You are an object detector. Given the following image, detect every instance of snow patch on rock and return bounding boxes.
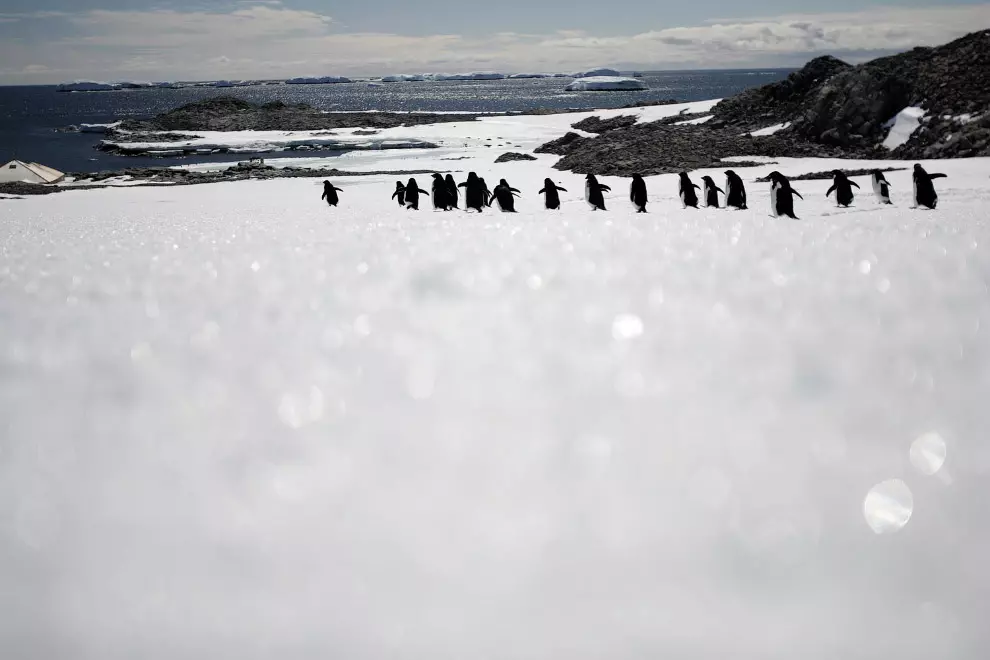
[882,106,927,150]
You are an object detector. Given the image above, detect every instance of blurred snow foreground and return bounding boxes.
[1,101,990,660]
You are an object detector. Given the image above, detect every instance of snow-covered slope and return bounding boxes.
[2,101,988,660]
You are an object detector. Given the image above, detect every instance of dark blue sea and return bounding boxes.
[0,70,792,174]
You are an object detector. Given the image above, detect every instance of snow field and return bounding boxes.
[2,105,990,659]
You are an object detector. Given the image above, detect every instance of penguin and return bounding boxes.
[912,164,947,209]
[538,178,568,210]
[431,173,451,210]
[585,174,611,210]
[701,176,723,208]
[870,170,893,205]
[391,181,406,207]
[404,177,430,210]
[479,177,493,207]
[825,170,860,207]
[767,171,803,219]
[321,180,343,207]
[724,170,748,209]
[458,172,486,212]
[445,174,459,209]
[678,172,701,209]
[630,174,648,213]
[490,178,521,212]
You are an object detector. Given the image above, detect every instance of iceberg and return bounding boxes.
[286,76,353,85]
[381,74,427,82]
[115,81,154,89]
[428,72,506,81]
[56,81,117,92]
[79,122,122,134]
[572,68,622,78]
[565,76,648,92]
[509,73,551,79]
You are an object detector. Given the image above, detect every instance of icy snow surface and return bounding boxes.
[750,122,792,136]
[2,101,990,660]
[566,76,648,91]
[674,114,715,125]
[884,107,927,150]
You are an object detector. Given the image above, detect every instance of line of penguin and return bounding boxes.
[320,164,948,215]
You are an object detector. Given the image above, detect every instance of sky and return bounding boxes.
[0,0,988,84]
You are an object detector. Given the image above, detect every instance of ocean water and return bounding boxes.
[0,70,792,174]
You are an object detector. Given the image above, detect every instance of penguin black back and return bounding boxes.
[431,173,451,210]
[391,180,406,206]
[538,177,567,210]
[459,172,486,212]
[871,170,892,205]
[912,164,947,209]
[768,171,803,219]
[585,174,611,210]
[321,180,343,207]
[445,174,459,208]
[491,179,521,212]
[701,176,723,208]
[630,174,648,213]
[678,172,701,208]
[405,177,429,210]
[724,170,747,209]
[826,170,860,207]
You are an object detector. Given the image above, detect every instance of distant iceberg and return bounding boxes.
[115,81,154,89]
[211,81,236,88]
[509,73,552,79]
[56,81,117,92]
[571,68,622,78]
[565,76,648,91]
[381,74,426,82]
[428,72,506,81]
[286,76,353,85]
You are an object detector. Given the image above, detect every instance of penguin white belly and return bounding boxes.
[725,177,731,204]
[703,184,711,207]
[770,183,779,217]
[872,176,882,200]
[912,178,918,208]
[679,188,686,209]
[585,182,595,209]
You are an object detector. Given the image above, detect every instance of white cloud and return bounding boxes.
[1,4,988,83]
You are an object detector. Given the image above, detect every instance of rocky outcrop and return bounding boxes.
[534,132,591,156]
[116,97,482,133]
[570,115,638,133]
[494,152,537,163]
[713,29,990,157]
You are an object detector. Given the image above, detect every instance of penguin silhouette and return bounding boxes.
[479,178,493,207]
[585,174,611,210]
[459,172,486,212]
[404,177,430,210]
[630,174,648,213]
[871,170,893,205]
[724,170,748,209]
[701,176,723,208]
[538,177,567,210]
[826,170,860,207]
[321,180,343,207]
[431,173,451,210]
[768,171,802,219]
[912,164,947,209]
[490,179,521,212]
[445,174,459,209]
[678,172,701,208]
[391,181,406,207]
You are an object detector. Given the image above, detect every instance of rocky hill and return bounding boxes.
[541,29,989,176]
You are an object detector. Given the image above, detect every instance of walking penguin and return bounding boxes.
[431,173,451,210]
[459,172,487,212]
[391,181,406,207]
[701,176,723,208]
[538,178,568,210]
[871,170,893,205]
[724,170,748,209]
[678,172,701,208]
[912,164,947,209]
[768,171,803,219]
[404,177,430,210]
[490,179,521,212]
[585,174,611,210]
[445,174,460,209]
[826,170,860,207]
[321,181,343,207]
[630,174,648,213]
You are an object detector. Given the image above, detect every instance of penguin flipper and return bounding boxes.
[557,186,567,192]
[600,185,612,192]
[538,187,547,194]
[793,190,804,200]
[825,185,836,197]
[850,181,861,189]
[508,187,521,194]
[930,173,948,179]
[715,186,724,194]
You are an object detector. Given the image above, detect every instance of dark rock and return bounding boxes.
[534,131,590,155]
[494,152,538,163]
[570,115,638,133]
[0,182,64,196]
